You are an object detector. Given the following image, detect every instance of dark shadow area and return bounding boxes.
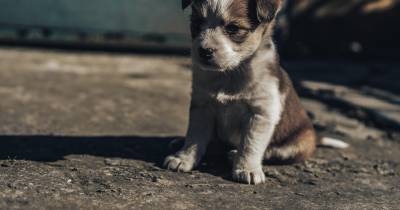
[0,135,178,163]
[0,135,232,177]
[163,137,233,179]
[283,61,400,95]
[280,1,400,60]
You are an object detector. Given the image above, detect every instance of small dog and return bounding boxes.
[164,0,348,184]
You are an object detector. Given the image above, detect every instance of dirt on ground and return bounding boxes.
[0,47,399,210]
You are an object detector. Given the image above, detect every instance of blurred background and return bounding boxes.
[1,0,399,91]
[0,0,399,59]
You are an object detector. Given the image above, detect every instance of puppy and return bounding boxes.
[164,0,348,184]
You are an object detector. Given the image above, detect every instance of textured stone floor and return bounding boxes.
[0,47,399,210]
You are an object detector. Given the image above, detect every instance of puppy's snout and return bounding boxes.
[198,47,215,60]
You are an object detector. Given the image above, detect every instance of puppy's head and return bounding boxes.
[183,0,281,71]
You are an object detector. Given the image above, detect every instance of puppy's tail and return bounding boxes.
[318,137,349,149]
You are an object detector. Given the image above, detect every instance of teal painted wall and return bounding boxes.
[0,0,190,44]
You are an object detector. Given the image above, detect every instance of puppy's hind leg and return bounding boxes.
[265,129,317,164]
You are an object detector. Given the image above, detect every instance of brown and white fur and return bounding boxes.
[164,0,348,185]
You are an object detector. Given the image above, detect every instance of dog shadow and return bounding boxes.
[0,135,232,179]
[0,135,182,163]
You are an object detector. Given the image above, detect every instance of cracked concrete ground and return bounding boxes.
[0,47,399,210]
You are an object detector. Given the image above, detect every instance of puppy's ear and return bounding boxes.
[255,0,282,22]
[182,0,193,10]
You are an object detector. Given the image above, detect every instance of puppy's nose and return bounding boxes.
[198,47,215,60]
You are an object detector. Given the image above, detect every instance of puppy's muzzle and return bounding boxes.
[198,47,215,61]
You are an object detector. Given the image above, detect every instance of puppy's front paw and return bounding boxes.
[232,167,266,185]
[163,155,195,172]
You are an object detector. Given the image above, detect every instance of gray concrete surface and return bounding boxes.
[0,47,399,210]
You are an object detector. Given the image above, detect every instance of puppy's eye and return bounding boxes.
[225,23,249,43]
[225,24,240,35]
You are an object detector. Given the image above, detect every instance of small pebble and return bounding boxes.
[104,159,121,166]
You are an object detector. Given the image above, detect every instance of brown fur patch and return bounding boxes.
[255,0,282,22]
[226,0,259,29]
[294,129,317,161]
[265,128,316,164]
[266,68,317,163]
